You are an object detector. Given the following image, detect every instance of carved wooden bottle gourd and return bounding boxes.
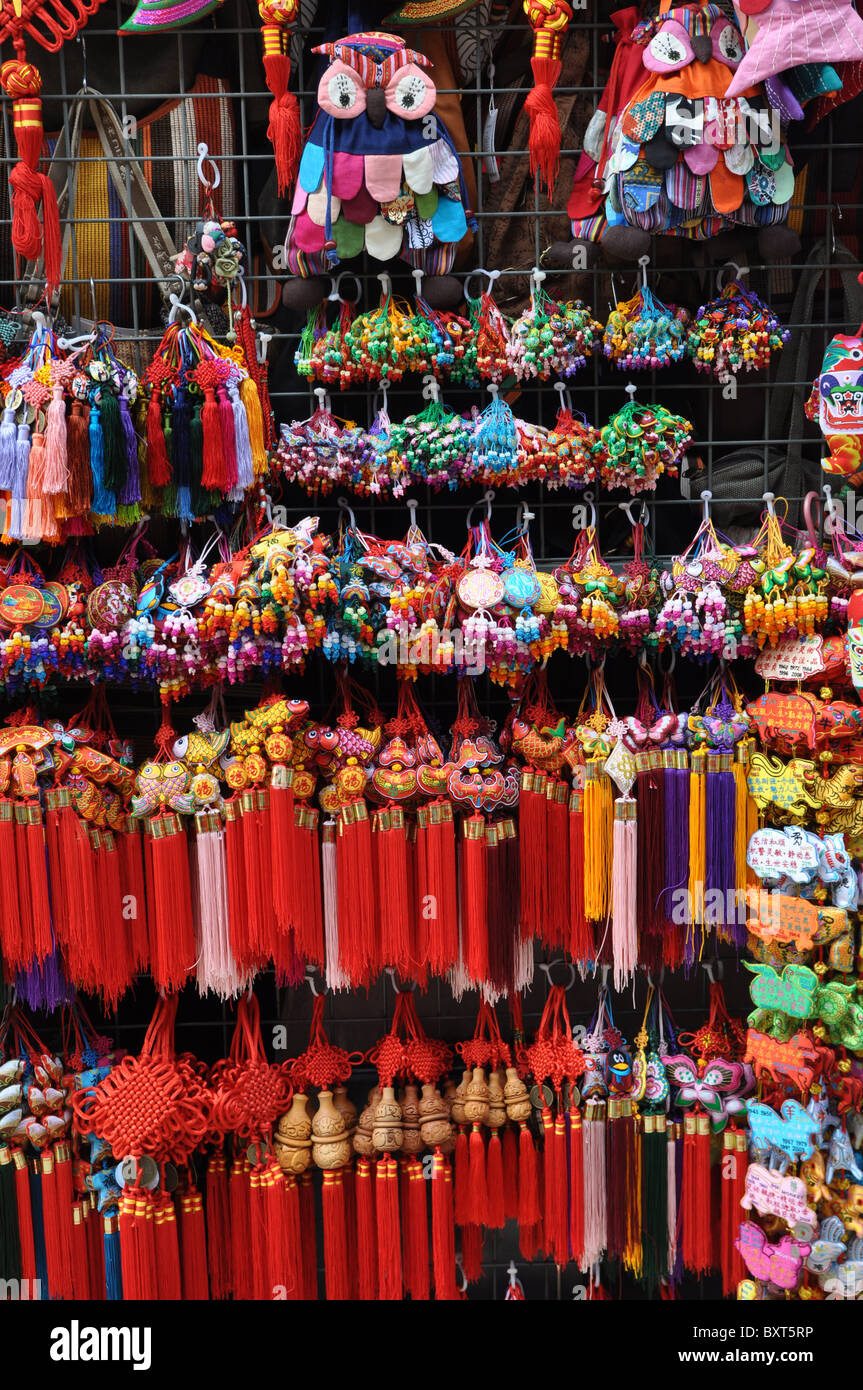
[464,1067,491,1125]
[353,1085,380,1157]
[373,1084,404,1153]
[333,1083,358,1137]
[419,1082,454,1151]
[312,1088,351,1170]
[450,1068,469,1128]
[275,1091,314,1175]
[487,1068,506,1133]
[504,1067,532,1123]
[400,1082,423,1155]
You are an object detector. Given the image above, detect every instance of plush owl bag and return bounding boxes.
[285,31,473,281]
[563,0,799,261]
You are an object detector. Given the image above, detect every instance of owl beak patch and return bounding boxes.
[690,35,712,64]
[366,88,388,128]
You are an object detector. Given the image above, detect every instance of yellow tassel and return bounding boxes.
[583,760,613,921]
[240,376,268,476]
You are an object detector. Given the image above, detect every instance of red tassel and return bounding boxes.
[681,1112,713,1276]
[502,1123,519,1221]
[375,808,411,974]
[461,815,488,984]
[403,1155,429,1300]
[453,1125,470,1229]
[85,1201,105,1299]
[518,770,546,940]
[568,789,593,960]
[262,1162,290,1296]
[321,1168,350,1300]
[542,1106,569,1267]
[179,1187,209,1300]
[260,26,301,195]
[485,1130,505,1230]
[224,798,253,974]
[146,389,171,487]
[145,814,196,992]
[0,61,63,295]
[518,1121,543,1259]
[282,1173,303,1300]
[525,56,563,196]
[132,1190,158,1300]
[118,1190,139,1299]
[355,1156,377,1300]
[248,1164,269,1301]
[721,1128,748,1296]
[569,1107,584,1268]
[41,1149,74,1299]
[0,802,22,970]
[154,1192,182,1300]
[544,780,569,948]
[375,1155,403,1301]
[18,804,53,966]
[299,1171,318,1299]
[200,388,227,491]
[461,1222,483,1282]
[205,1150,230,1300]
[14,1152,36,1284]
[118,819,149,972]
[431,1150,456,1300]
[69,1201,91,1299]
[337,803,375,986]
[422,802,459,975]
[467,1123,488,1228]
[229,1157,252,1300]
[270,772,299,937]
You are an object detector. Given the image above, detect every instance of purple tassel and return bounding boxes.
[118,393,141,505]
[662,753,690,926]
[705,753,740,943]
[15,948,73,1010]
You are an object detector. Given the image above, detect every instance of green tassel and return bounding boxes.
[99,389,127,495]
[0,1147,21,1281]
[115,503,142,526]
[641,1119,668,1292]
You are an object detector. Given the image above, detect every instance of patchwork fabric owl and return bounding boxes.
[564,0,798,259]
[285,31,473,280]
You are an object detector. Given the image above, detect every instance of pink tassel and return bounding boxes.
[667,1122,678,1275]
[43,383,68,494]
[611,799,637,993]
[193,813,249,1000]
[581,1103,607,1272]
[322,823,349,991]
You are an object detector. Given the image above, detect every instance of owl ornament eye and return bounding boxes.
[318,61,366,119]
[385,63,436,121]
[712,22,745,69]
[643,22,694,73]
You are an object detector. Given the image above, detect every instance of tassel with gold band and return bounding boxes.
[583,760,613,928]
[257,0,301,195]
[687,747,706,964]
[0,54,62,296]
[521,0,574,195]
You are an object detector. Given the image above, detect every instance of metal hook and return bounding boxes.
[462,267,501,302]
[305,967,319,997]
[337,495,356,530]
[196,141,221,191]
[454,1256,468,1293]
[168,292,198,326]
[624,382,638,403]
[538,959,577,991]
[700,489,712,523]
[377,271,392,300]
[385,966,416,993]
[638,254,650,291]
[89,277,98,324]
[763,491,776,518]
[78,32,88,90]
[516,501,534,536]
[716,260,748,292]
[618,498,648,528]
[466,490,494,529]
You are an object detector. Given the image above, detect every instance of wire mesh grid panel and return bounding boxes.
[0,0,860,1299]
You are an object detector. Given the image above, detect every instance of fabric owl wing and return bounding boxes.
[289,109,467,266]
[725,0,863,99]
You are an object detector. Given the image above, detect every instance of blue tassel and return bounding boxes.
[89,402,116,516]
[0,406,17,489]
[104,1221,123,1300]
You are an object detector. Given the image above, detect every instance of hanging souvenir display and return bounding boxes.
[686,275,790,384]
[603,277,689,371]
[596,388,692,493]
